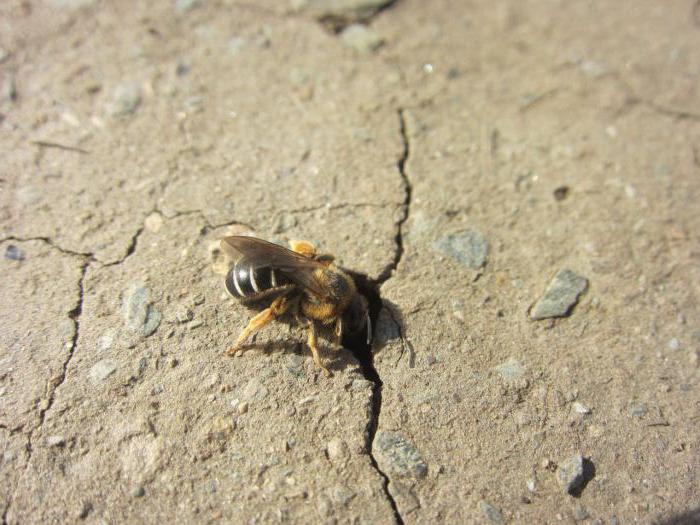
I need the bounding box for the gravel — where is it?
[531,269,588,319]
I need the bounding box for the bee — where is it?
[221,236,371,376]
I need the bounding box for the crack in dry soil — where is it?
[344,109,412,525]
[2,255,89,525]
[376,109,412,283]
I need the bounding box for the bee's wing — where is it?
[221,236,328,298]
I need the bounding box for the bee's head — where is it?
[342,293,371,345]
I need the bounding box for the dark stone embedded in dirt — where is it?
[4,244,25,261]
[435,230,489,270]
[373,430,427,479]
[531,269,588,320]
[122,283,161,337]
[554,186,570,201]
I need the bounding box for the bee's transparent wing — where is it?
[221,236,328,298]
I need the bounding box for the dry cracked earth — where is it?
[1,0,700,524]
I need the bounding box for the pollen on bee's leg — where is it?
[289,240,316,257]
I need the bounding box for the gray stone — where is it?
[107,83,142,117]
[373,430,427,479]
[89,359,118,384]
[493,357,523,382]
[557,454,585,495]
[478,500,504,524]
[630,403,647,417]
[340,24,384,53]
[4,245,25,261]
[531,269,588,320]
[122,283,161,337]
[435,230,489,270]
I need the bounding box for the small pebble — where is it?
[553,186,570,201]
[479,500,504,524]
[573,504,589,521]
[97,331,115,351]
[373,431,427,479]
[630,403,647,417]
[237,401,249,414]
[494,357,524,382]
[526,479,537,492]
[107,82,142,117]
[531,269,588,320]
[435,230,489,270]
[557,454,586,495]
[122,283,161,337]
[131,485,145,497]
[144,212,163,233]
[667,338,680,351]
[340,24,384,53]
[188,319,204,330]
[573,402,591,415]
[47,435,66,447]
[89,359,118,384]
[327,438,349,464]
[242,378,268,401]
[175,0,200,13]
[4,245,25,261]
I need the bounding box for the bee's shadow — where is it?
[235,326,360,374]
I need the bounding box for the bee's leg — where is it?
[226,296,290,356]
[307,320,332,377]
[334,317,343,349]
[289,240,317,258]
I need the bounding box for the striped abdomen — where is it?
[225,257,292,302]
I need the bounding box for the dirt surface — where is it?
[1,0,699,523]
